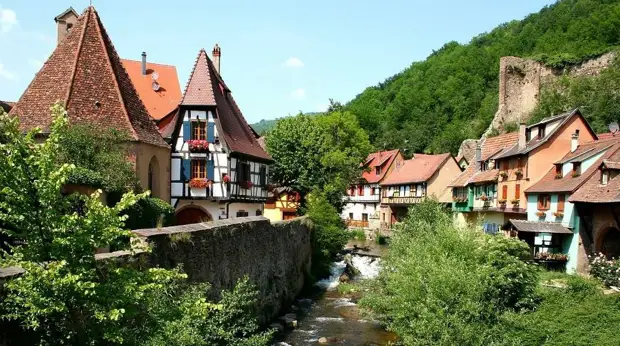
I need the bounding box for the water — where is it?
[275,241,396,345]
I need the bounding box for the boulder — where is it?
[279,313,298,328]
[318,337,328,344]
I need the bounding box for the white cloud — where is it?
[284,57,304,68]
[0,62,16,80]
[0,7,17,33]
[28,58,43,69]
[315,102,329,112]
[290,88,305,100]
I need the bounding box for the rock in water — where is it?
[279,313,298,328]
[318,337,328,344]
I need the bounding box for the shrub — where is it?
[348,228,366,241]
[306,190,349,279]
[124,197,176,230]
[360,199,538,345]
[589,253,620,287]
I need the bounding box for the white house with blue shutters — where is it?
[169,46,273,225]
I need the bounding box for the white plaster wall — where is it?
[341,202,379,221]
[175,200,264,220]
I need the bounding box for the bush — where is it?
[306,191,349,279]
[360,199,539,345]
[348,229,366,241]
[589,253,620,287]
[124,197,176,230]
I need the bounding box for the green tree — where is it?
[266,110,371,209]
[0,105,270,345]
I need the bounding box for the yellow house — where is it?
[264,187,301,222]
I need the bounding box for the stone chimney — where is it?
[518,123,527,150]
[475,144,481,162]
[141,52,147,75]
[54,7,78,45]
[212,44,221,74]
[571,131,580,153]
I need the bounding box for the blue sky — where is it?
[0,0,555,123]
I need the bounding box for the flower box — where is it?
[554,173,563,180]
[499,171,509,179]
[188,140,210,153]
[480,195,489,202]
[535,252,568,262]
[553,211,564,218]
[515,169,523,178]
[189,178,211,188]
[452,196,468,203]
[510,199,520,206]
[222,174,230,184]
[571,171,581,178]
[239,180,253,189]
[536,210,546,218]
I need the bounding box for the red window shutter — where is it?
[558,194,565,212]
[351,186,356,196]
[359,185,364,196]
[502,185,508,199]
[537,195,543,210]
[515,184,521,199]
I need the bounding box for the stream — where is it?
[274,240,397,345]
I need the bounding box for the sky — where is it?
[0,0,556,124]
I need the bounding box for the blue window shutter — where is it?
[182,159,191,181]
[207,122,215,142]
[183,120,191,141]
[207,159,214,180]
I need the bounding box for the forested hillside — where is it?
[346,0,620,154]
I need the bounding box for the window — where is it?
[349,186,356,196]
[236,210,249,217]
[192,121,206,140]
[375,166,382,175]
[502,185,508,200]
[555,164,562,177]
[515,184,521,199]
[557,194,565,212]
[573,162,581,176]
[358,185,364,196]
[602,170,610,185]
[191,160,206,179]
[537,194,551,210]
[259,166,267,186]
[371,187,377,195]
[362,213,368,222]
[526,129,531,142]
[409,185,416,196]
[237,162,251,182]
[349,213,354,220]
[538,125,546,139]
[382,213,385,222]
[256,209,262,216]
[416,184,425,197]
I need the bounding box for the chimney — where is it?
[141,52,147,76]
[475,143,481,162]
[518,123,527,150]
[54,8,78,45]
[212,44,221,74]
[571,131,579,152]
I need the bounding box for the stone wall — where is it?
[0,216,312,343]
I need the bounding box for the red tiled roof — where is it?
[449,132,518,187]
[602,160,620,170]
[180,49,271,161]
[381,153,450,186]
[527,138,620,194]
[9,7,167,148]
[468,169,499,184]
[121,59,181,121]
[597,132,620,140]
[361,149,400,184]
[570,144,620,203]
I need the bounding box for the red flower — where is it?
[188,140,210,153]
[239,180,253,189]
[189,178,211,188]
[222,174,230,183]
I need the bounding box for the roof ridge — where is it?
[63,7,90,108]
[90,7,139,141]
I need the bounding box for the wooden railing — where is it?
[346,220,369,228]
[381,196,424,205]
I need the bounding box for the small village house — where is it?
[264,187,301,222]
[169,47,273,224]
[380,153,461,228]
[569,137,620,272]
[342,149,403,229]
[511,136,620,273]
[449,133,519,232]
[8,6,171,202]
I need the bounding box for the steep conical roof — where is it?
[10,7,168,147]
[179,49,272,161]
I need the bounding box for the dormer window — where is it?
[192,121,206,140]
[538,125,546,139]
[554,164,562,179]
[602,170,609,185]
[376,166,382,175]
[572,162,581,177]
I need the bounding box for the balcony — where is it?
[346,220,369,228]
[381,196,424,206]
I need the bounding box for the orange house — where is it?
[493,109,597,223]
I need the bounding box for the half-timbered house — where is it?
[170,47,273,224]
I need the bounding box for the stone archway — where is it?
[176,206,212,225]
[595,227,620,258]
[148,156,160,199]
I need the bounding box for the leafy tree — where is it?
[266,110,371,209]
[345,0,620,154]
[0,105,270,345]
